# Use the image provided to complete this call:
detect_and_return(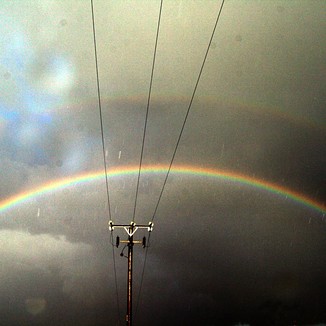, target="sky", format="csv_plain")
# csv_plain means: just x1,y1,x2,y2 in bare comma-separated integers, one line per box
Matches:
0,0,325,325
